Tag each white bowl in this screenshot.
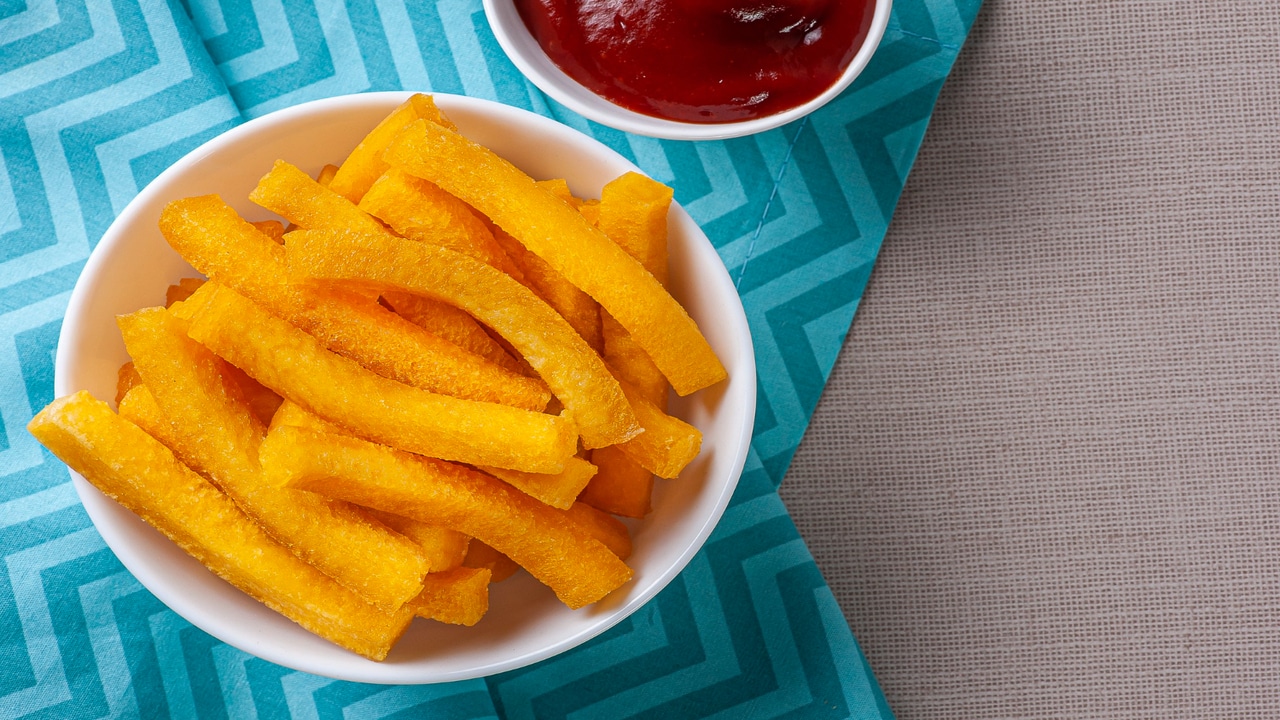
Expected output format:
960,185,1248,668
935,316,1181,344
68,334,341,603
53,92,755,683
483,0,894,141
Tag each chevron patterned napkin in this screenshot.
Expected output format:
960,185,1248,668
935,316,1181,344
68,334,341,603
1,0,979,716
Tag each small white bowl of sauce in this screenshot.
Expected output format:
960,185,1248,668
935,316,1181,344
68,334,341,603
484,0,893,140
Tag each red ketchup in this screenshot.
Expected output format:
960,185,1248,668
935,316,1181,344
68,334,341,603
514,0,876,124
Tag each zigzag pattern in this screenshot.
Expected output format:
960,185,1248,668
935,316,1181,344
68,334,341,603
1,0,978,716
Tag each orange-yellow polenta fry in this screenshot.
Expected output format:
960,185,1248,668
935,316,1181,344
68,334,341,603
381,290,524,374
490,226,604,353
265,400,473,573
591,317,663,513
27,392,412,660
384,119,726,396
328,93,457,204
613,378,702,480
407,567,491,626
186,285,577,474
165,277,206,307
535,178,583,209
262,426,633,609
221,362,284,426
316,163,339,187
597,171,673,285
159,195,550,411
366,509,471,573
115,362,142,406
601,313,667,411
463,541,520,583
250,220,285,244
273,396,587,510
479,457,598,511
285,229,639,449
565,502,632,560
359,169,524,279
577,199,601,226
250,160,394,238
580,445,654,519
116,316,430,613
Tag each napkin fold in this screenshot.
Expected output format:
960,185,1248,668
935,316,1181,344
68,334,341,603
0,0,979,716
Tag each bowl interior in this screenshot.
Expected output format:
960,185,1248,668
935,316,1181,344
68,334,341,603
54,92,755,683
482,0,894,140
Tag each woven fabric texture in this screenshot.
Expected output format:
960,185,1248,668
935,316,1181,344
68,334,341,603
782,0,1280,717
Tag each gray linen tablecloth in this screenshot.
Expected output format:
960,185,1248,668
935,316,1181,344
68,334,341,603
783,0,1280,716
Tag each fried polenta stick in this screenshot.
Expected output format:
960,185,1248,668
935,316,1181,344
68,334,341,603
115,362,142,405
384,119,726,396
261,425,633,609
490,225,603,353
478,459,598,511
159,195,550,411
251,160,395,239
380,290,523,374
184,284,577,474
407,567,491,626
28,392,413,660
597,171,672,285
117,310,432,612
463,541,520,583
565,502,632,560
285,228,639,449
328,93,456,204
580,446,654,519
267,400,472,573
165,277,207,307
359,168,523,278
612,378,702,480
273,397,596,511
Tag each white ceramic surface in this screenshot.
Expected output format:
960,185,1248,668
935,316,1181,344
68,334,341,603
53,92,756,684
483,0,894,141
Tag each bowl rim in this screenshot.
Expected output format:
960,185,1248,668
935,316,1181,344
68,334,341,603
482,0,895,141
52,91,757,683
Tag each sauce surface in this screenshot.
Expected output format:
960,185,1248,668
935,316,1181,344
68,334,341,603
514,0,876,124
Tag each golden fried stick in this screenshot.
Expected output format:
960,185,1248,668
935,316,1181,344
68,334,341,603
384,119,726,396
359,168,523,278
490,225,603,353
380,290,523,374
579,446,654,519
328,93,456,204
165,277,206,307
115,362,142,406
596,171,673,285
250,160,393,238
28,392,412,660
366,509,471,573
285,228,639,448
463,541,520,583
116,310,431,612
268,400,473,573
577,199,601,226
535,178,583,208
185,285,577,473
159,195,550,411
407,567,491,626
261,425,633,609
316,163,339,187
601,313,667,410
565,502,632,560
613,378,701,479
250,220,285,243
478,458,598,511
273,397,595,511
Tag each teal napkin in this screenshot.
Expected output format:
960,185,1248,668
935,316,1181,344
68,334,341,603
0,0,979,716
